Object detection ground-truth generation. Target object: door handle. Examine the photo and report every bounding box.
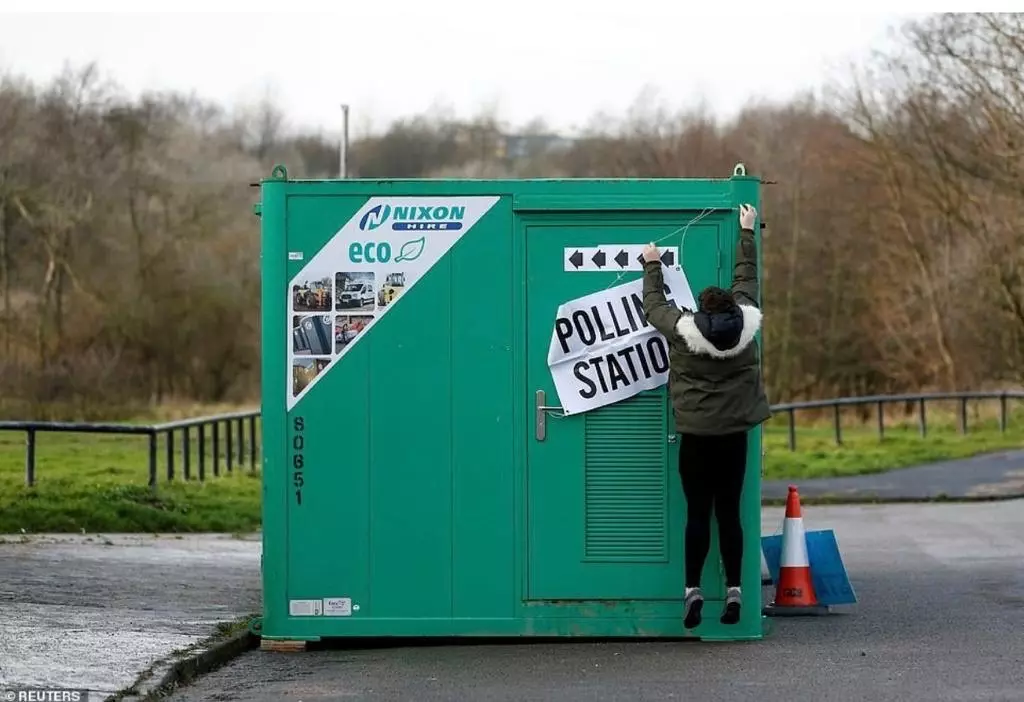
[535,390,565,441]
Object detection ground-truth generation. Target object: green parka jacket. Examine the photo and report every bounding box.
[642,227,771,435]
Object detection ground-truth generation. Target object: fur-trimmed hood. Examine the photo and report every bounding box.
[675,304,762,359]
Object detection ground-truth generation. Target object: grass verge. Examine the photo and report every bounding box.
[762,406,1024,480]
[0,432,262,533]
[2,402,1023,533]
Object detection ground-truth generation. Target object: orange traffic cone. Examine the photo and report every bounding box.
[764,485,830,617]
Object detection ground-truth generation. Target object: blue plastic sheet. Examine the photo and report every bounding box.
[761,529,857,606]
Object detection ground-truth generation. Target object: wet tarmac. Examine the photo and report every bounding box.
[4,449,1024,701]
[0,533,261,699]
[167,501,1024,702]
[763,448,1024,501]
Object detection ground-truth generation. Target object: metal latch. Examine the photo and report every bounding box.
[535,390,565,441]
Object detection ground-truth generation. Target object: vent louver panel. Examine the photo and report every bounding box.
[584,394,668,562]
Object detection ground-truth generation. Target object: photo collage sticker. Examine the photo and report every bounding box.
[290,269,408,396]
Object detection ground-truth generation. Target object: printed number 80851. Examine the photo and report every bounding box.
[292,416,305,505]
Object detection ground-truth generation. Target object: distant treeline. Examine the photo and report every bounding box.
[1,12,1022,419]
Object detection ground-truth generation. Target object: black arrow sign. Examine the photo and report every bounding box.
[568,250,583,269]
[614,250,629,268]
[592,250,606,268]
[636,250,677,267]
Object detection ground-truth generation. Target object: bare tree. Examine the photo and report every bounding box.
[5,15,1024,419]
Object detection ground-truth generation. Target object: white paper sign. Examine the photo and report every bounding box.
[547,264,696,415]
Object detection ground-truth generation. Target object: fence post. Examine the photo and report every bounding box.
[876,401,885,440]
[148,431,158,490]
[198,423,207,481]
[213,422,221,477]
[226,420,234,473]
[236,418,244,469]
[249,415,257,470]
[25,429,36,487]
[919,398,927,437]
[959,397,968,434]
[833,404,842,446]
[183,426,191,481]
[1000,393,1008,433]
[166,429,175,481]
[787,408,796,451]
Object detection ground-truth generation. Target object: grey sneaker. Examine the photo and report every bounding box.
[721,586,741,625]
[683,587,704,629]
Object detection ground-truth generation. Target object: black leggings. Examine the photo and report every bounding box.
[678,431,747,589]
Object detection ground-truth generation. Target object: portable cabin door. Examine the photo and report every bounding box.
[522,205,728,602]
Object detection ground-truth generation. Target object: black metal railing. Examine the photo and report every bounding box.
[0,410,261,489]
[4,391,1022,487]
[772,391,1024,451]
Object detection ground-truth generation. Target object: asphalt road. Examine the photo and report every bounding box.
[763,448,1024,501]
[167,500,1024,702]
[0,533,261,699]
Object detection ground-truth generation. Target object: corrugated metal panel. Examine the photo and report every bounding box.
[584,395,668,561]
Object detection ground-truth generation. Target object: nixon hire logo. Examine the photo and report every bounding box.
[358,204,466,231]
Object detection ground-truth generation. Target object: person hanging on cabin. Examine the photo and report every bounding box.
[641,203,771,629]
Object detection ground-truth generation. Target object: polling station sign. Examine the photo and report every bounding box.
[548,265,696,415]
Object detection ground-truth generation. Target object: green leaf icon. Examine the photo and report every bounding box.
[394,237,425,263]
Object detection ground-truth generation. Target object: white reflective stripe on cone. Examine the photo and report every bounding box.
[780,517,810,567]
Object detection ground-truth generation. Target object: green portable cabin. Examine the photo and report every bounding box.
[254,163,766,645]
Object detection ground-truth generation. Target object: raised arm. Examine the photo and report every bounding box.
[731,204,760,309]
[642,247,685,338]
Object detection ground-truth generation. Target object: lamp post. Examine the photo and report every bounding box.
[339,104,350,178]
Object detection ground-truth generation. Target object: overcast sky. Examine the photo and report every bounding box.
[0,4,922,138]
